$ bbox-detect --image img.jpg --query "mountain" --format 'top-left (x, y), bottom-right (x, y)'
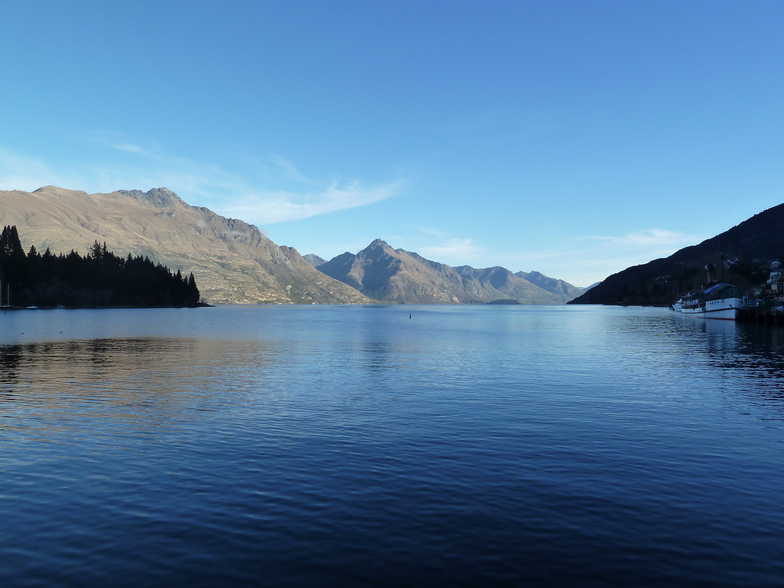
top-left (303, 253), bottom-right (327, 267)
top-left (453, 265), bottom-right (575, 303)
top-left (515, 270), bottom-right (585, 300)
top-left (316, 239), bottom-right (581, 304)
top-left (569, 202), bottom-right (784, 306)
top-left (0, 186), bottom-right (371, 305)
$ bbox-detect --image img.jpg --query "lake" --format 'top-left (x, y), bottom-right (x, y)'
top-left (1, 305), bottom-right (783, 586)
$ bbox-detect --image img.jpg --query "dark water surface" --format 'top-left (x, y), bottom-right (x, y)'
top-left (1, 305), bottom-right (783, 586)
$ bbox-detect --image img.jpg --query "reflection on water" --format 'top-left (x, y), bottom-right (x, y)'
top-left (0, 339), bottom-right (220, 439)
top-left (0, 306), bottom-right (783, 586)
top-left (0, 345), bottom-right (22, 385)
top-left (680, 318), bottom-right (784, 410)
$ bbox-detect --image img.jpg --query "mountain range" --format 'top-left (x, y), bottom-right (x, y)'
top-left (312, 239), bottom-right (583, 304)
top-left (0, 186), bottom-right (371, 305)
top-left (569, 202), bottom-right (784, 306)
top-left (0, 186), bottom-right (583, 305)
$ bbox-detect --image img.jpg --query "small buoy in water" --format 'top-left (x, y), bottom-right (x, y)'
top-left (409, 314), bottom-right (412, 319)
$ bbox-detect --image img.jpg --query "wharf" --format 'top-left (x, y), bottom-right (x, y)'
top-left (738, 302), bottom-right (784, 326)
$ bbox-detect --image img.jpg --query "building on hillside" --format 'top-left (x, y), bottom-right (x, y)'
top-left (762, 261), bottom-right (784, 300)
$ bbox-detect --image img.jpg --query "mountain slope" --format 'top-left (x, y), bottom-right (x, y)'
top-left (317, 239), bottom-right (580, 304)
top-left (303, 253), bottom-right (327, 267)
top-left (516, 271), bottom-right (585, 300)
top-left (317, 240), bottom-right (463, 303)
top-left (569, 202), bottom-right (784, 306)
top-left (0, 186), bottom-right (371, 305)
top-left (454, 265), bottom-right (572, 303)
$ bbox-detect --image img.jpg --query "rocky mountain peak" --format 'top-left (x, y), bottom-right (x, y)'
top-left (119, 187), bottom-right (184, 209)
top-left (316, 239), bottom-right (582, 304)
top-left (359, 239), bottom-right (395, 261)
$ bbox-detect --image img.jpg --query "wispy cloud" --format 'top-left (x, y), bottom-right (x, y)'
top-left (94, 135), bottom-right (403, 223)
top-left (1, 135), bottom-right (403, 225)
top-left (416, 226), bottom-right (451, 239)
top-left (272, 155), bottom-right (316, 186)
top-left (580, 228), bottom-right (704, 254)
top-left (220, 179), bottom-right (404, 224)
top-left (496, 228), bottom-right (708, 288)
top-left (110, 142), bottom-right (155, 156)
top-left (419, 238), bottom-right (483, 261)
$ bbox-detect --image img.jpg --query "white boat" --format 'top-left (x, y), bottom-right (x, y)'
top-left (672, 283), bottom-right (744, 320)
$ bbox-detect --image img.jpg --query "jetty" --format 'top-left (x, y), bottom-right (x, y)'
top-left (738, 301), bottom-right (784, 326)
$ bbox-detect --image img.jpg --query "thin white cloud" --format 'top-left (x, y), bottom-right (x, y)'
top-left (110, 142), bottom-right (154, 156)
top-left (416, 226), bottom-right (451, 239)
top-left (0, 135), bottom-right (404, 225)
top-left (94, 135), bottom-right (403, 223)
top-left (272, 156), bottom-right (316, 186)
top-left (582, 228), bottom-right (704, 250)
top-left (419, 238), bottom-right (483, 261)
top-left (220, 180), bottom-right (403, 224)
top-left (495, 228), bottom-right (708, 288)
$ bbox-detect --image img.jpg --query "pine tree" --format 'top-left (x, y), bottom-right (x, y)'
top-left (187, 272), bottom-right (200, 306)
top-left (0, 226), bottom-right (204, 307)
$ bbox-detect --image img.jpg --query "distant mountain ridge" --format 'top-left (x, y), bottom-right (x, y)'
top-left (0, 186), bottom-right (371, 305)
top-left (1, 186), bottom-right (583, 306)
top-left (569, 202), bottom-right (784, 306)
top-left (303, 253), bottom-right (327, 267)
top-left (314, 239), bottom-right (582, 304)
top-left (515, 270), bottom-right (585, 299)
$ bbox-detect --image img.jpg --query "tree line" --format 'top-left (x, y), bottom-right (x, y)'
top-left (0, 225), bottom-right (201, 308)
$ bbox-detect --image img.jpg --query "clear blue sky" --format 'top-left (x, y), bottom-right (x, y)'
top-left (2, 1), bottom-right (782, 287)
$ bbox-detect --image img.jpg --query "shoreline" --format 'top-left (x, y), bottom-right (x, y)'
top-left (1, 302), bottom-right (214, 311)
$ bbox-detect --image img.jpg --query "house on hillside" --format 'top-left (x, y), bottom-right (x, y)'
top-left (762, 261), bottom-right (784, 300)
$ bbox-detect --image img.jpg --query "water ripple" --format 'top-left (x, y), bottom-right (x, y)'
top-left (1, 307), bottom-right (784, 585)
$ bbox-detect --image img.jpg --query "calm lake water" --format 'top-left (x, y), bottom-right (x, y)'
top-left (1, 305), bottom-right (783, 586)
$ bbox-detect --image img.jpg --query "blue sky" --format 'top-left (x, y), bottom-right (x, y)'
top-left (2, 1), bottom-right (782, 287)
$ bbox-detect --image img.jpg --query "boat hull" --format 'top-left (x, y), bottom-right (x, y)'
top-left (679, 296), bottom-right (743, 320)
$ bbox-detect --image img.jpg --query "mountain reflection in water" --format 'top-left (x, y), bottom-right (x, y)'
top-left (1, 305), bottom-right (783, 587)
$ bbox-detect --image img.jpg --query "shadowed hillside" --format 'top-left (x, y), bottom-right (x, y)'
top-left (569, 202), bottom-right (784, 306)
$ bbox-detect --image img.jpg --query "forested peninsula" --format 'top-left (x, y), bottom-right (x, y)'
top-left (0, 226), bottom-right (201, 308)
